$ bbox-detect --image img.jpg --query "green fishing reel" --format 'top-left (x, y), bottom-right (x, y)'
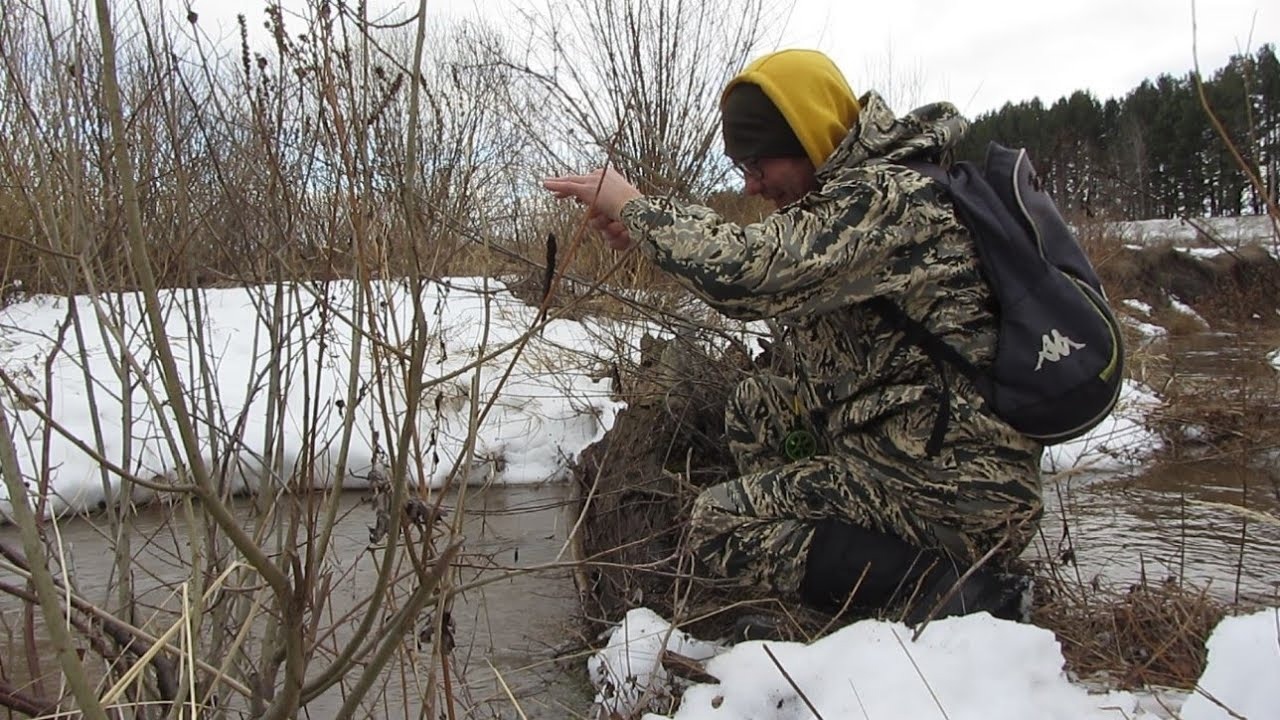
top-left (783, 429), bottom-right (817, 461)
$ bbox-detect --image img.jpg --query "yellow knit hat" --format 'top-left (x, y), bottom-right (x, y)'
top-left (721, 49), bottom-right (861, 169)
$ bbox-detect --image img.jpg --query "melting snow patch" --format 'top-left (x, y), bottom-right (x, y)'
top-left (591, 610), bottom-right (1158, 720)
top-left (1122, 299), bottom-right (1154, 316)
top-left (1042, 380), bottom-right (1162, 474)
top-left (1179, 609), bottom-right (1280, 720)
top-left (589, 608), bottom-right (722, 718)
top-left (1168, 297), bottom-right (1210, 328)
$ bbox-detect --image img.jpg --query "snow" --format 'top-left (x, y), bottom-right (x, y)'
top-left (1041, 380), bottom-right (1161, 475)
top-left (589, 608), bottom-right (723, 716)
top-left (1169, 297), bottom-right (1210, 328)
top-left (0, 274), bottom-right (1172, 515)
top-left (1180, 609), bottom-right (1280, 720)
top-left (1127, 320), bottom-right (1168, 340)
top-left (589, 607), bottom-right (1279, 720)
top-left (0, 279), bottom-right (626, 518)
top-left (1119, 299), bottom-right (1167, 341)
top-left (1103, 215), bottom-right (1276, 249)
top-left (1122, 299), bottom-right (1154, 316)
top-left (1, 278), bottom-right (1168, 518)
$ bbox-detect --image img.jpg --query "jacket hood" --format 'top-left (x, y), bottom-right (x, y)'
top-left (721, 50), bottom-right (861, 169)
top-left (816, 92), bottom-right (970, 183)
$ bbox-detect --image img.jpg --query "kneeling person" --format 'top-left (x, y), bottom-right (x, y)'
top-left (545, 49), bottom-right (1042, 624)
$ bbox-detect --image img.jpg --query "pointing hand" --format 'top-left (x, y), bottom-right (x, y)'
top-left (543, 167), bottom-right (642, 250)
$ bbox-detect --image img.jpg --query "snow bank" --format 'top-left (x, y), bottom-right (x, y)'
top-left (590, 607), bottom-right (1279, 720)
top-left (589, 608), bottom-right (722, 718)
top-left (590, 609), bottom-right (1155, 720)
top-left (0, 277), bottom-right (1170, 518)
top-left (1180, 608), bottom-right (1280, 720)
top-left (0, 280), bottom-right (626, 517)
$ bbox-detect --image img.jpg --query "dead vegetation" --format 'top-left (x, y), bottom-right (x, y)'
top-left (1033, 572), bottom-right (1229, 689)
top-left (572, 332), bottom-right (749, 639)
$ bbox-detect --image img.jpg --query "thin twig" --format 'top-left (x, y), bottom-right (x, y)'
top-left (761, 644), bottom-right (825, 720)
top-left (889, 628), bottom-right (952, 720)
top-left (486, 659), bottom-right (531, 720)
top-left (0, 404), bottom-right (108, 720)
top-left (910, 537), bottom-right (1010, 640)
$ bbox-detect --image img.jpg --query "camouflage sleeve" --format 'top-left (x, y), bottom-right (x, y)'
top-left (619, 167), bottom-right (930, 321)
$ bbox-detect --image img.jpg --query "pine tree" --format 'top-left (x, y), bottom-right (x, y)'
top-left (963, 44), bottom-right (1278, 220)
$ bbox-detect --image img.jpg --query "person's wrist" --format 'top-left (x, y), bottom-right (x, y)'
top-left (610, 190), bottom-right (642, 219)
top-left (617, 194), bottom-right (643, 220)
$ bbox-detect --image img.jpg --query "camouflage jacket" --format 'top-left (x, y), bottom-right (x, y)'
top-left (620, 92), bottom-right (1043, 467)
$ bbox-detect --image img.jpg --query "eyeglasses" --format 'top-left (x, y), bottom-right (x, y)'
top-left (732, 156), bottom-right (764, 181)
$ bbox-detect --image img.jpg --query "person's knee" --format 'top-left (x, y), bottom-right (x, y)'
top-left (689, 482), bottom-right (813, 592)
top-left (688, 482), bottom-right (752, 568)
top-left (689, 484), bottom-right (736, 539)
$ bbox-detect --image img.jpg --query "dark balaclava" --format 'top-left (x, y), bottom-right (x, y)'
top-left (721, 50), bottom-right (862, 169)
top-left (720, 82), bottom-right (807, 163)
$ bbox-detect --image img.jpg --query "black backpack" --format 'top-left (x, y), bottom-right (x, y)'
top-left (875, 142), bottom-right (1124, 451)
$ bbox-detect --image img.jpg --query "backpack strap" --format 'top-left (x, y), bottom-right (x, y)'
top-left (867, 298), bottom-right (957, 457)
top-left (865, 159), bottom-right (1000, 456)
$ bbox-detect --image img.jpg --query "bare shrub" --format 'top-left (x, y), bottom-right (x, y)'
top-left (508, 0), bottom-right (778, 198)
top-left (0, 1), bottom-right (575, 717)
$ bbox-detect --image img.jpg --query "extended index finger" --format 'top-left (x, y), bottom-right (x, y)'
top-left (543, 175), bottom-right (599, 203)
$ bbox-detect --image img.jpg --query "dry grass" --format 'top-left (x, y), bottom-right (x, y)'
top-left (1032, 572), bottom-right (1229, 689)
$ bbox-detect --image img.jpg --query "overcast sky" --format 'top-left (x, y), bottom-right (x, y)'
top-left (783, 0), bottom-right (1270, 115)
top-left (197, 0), bottom-right (1268, 116)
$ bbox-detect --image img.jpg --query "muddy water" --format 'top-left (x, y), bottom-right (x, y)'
top-left (0, 484), bottom-right (592, 718)
top-left (1035, 329), bottom-right (1280, 602)
top-left (1037, 458), bottom-right (1280, 601)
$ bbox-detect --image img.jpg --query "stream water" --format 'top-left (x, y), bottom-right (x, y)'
top-left (1034, 328), bottom-right (1280, 601)
top-left (1037, 457), bottom-right (1280, 601)
top-left (0, 484), bottom-right (592, 718)
top-left (1, 331), bottom-right (1277, 717)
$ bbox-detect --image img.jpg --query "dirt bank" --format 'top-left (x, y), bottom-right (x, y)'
top-left (1101, 242), bottom-right (1280, 327)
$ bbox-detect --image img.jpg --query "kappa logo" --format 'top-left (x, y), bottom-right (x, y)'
top-left (1035, 329), bottom-right (1085, 371)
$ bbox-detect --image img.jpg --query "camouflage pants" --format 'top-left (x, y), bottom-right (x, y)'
top-left (689, 375), bottom-right (1041, 596)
